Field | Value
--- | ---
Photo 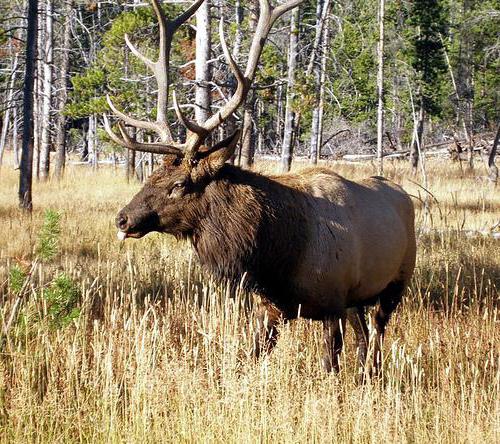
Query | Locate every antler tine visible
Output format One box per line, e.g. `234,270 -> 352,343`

103,114 -> 185,156
171,0 -> 206,29
172,91 -> 202,134
245,0 -> 304,80
200,18 -> 248,133
124,34 -> 155,71
106,95 -> 170,141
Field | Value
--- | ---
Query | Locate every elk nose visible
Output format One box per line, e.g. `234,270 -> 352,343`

116,214 -> 129,230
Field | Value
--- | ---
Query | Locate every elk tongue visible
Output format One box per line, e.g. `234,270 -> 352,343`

117,231 -> 128,241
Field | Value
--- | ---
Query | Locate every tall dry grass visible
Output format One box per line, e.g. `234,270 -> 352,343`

0,158 -> 499,443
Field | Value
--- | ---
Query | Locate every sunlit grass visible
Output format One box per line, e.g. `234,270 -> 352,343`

0,157 -> 499,442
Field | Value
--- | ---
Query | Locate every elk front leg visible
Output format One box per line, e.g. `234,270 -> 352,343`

372,280 -> 406,374
253,297 -> 283,360
322,315 -> 346,372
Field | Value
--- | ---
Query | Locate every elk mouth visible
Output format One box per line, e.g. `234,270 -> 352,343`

116,211 -> 160,241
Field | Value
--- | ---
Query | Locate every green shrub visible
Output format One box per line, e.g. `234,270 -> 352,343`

37,210 -> 61,261
9,265 -> 27,294
44,274 -> 81,329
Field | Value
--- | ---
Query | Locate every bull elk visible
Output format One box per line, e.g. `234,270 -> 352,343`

105,0 -> 416,374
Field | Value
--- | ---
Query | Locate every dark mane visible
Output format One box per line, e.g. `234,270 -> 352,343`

192,165 -> 308,308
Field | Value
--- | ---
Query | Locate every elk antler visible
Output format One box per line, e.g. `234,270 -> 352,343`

174,0 -> 304,162
104,0 -> 204,154
105,0 -> 303,159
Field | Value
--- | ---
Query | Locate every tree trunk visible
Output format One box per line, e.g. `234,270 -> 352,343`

40,0 -> 54,181
457,0 -> 474,169
87,115 -> 98,169
239,3 -> 258,168
233,0 -> 243,61
0,53 -> 19,166
195,0 -> 211,124
309,0 -> 325,164
19,0 -> 38,211
488,124 -> 500,184
54,0 -> 73,179
376,0 -> 385,176
33,38 -> 42,180
13,107 -> 20,169
281,7 -> 299,173
410,104 -> 425,171
240,97 -> 256,168
310,3 -> 331,164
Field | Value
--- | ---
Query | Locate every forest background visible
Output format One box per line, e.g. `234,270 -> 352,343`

0,0 -> 498,189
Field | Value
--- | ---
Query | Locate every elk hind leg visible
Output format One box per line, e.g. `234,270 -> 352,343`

322,316 -> 346,372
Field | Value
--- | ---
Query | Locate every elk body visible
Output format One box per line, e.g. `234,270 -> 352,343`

106,0 -> 416,373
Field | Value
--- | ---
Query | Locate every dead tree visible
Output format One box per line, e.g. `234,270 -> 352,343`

19,0 -> 38,211
488,125 -> 500,184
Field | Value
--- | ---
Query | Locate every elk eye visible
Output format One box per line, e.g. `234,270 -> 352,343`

169,181 -> 185,198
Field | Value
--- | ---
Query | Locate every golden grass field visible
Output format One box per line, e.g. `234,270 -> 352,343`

0,156 -> 499,443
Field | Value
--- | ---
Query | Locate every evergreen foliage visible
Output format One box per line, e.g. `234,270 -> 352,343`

37,209 -> 61,261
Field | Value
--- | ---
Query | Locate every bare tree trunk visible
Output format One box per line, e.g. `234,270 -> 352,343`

488,124 -> 500,184
240,97 -> 256,168
376,0 -> 385,176
0,53 -> 19,166
233,0 -> 243,61
19,0 -> 38,211
309,0 -> 326,164
13,107 -> 20,169
240,3 -> 258,168
54,0 -> 73,179
311,4 -> 330,164
33,37 -> 42,180
281,6 -> 299,173
457,0 -> 474,169
410,104 -> 425,171
88,115 -> 98,170
195,0 -> 211,124
40,0 -> 54,181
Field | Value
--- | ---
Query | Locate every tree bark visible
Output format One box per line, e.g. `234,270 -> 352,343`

87,115 -> 98,169
19,0 -> 38,211
195,0 -> 211,124
240,97 -> 256,168
488,124 -> 499,184
240,3 -> 258,168
54,0 -> 73,179
310,0 -> 325,164
0,53 -> 19,166
410,104 -> 425,171
40,0 -> 54,181
281,7 -> 299,173
376,0 -> 385,176
13,107 -> 20,169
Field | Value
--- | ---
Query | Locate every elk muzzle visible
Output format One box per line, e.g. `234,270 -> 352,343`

115,207 -> 159,240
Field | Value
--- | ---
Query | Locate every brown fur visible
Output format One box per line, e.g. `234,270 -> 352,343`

117,146 -> 416,373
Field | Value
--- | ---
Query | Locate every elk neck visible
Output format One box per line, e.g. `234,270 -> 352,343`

190,164 -> 309,296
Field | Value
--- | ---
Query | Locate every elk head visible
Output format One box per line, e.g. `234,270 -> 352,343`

104,0 -> 303,240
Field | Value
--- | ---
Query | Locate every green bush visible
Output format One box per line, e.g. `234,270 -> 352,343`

43,274 -> 81,329
37,210 -> 61,261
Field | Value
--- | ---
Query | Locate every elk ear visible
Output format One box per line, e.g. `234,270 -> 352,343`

192,130 -> 240,181
206,129 -> 240,169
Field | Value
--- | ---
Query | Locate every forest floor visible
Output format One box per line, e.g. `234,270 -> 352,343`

0,157 -> 499,443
